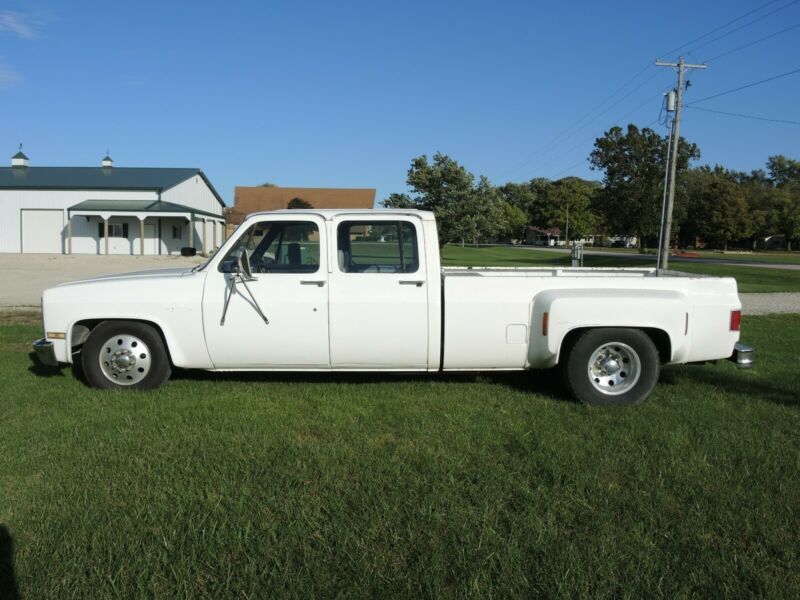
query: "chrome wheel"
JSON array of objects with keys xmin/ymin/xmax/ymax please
[
  {"xmin": 98, "ymin": 334, "xmax": 152, "ymax": 386},
  {"xmin": 587, "ymin": 342, "xmax": 641, "ymax": 396}
]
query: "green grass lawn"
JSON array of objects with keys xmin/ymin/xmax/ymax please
[
  {"xmin": 1, "ymin": 314, "xmax": 799, "ymax": 597},
  {"xmin": 589, "ymin": 247, "xmax": 800, "ymax": 264},
  {"xmin": 442, "ymin": 245, "xmax": 800, "ymax": 293}
]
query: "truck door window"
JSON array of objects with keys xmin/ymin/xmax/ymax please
[
  {"xmin": 220, "ymin": 221, "xmax": 320, "ymax": 273},
  {"xmin": 337, "ymin": 221, "xmax": 419, "ymax": 273}
]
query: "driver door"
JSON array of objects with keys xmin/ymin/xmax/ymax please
[{"xmin": 201, "ymin": 215, "xmax": 330, "ymax": 368}]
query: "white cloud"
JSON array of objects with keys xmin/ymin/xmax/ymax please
[{"xmin": 0, "ymin": 11, "xmax": 40, "ymax": 39}]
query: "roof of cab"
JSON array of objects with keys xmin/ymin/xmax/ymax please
[{"xmin": 242, "ymin": 208, "xmax": 436, "ymax": 221}]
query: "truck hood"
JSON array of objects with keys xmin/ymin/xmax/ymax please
[{"xmin": 56, "ymin": 267, "xmax": 198, "ymax": 288}]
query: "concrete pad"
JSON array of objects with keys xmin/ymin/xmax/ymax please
[{"xmin": 0, "ymin": 253, "xmax": 204, "ymax": 307}]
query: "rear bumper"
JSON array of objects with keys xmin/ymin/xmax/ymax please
[
  {"xmin": 33, "ymin": 338, "xmax": 59, "ymax": 367},
  {"xmin": 728, "ymin": 342, "xmax": 755, "ymax": 369}
]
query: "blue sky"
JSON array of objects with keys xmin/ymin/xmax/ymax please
[{"xmin": 1, "ymin": 0, "xmax": 798, "ymax": 205}]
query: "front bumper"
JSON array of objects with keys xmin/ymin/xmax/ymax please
[
  {"xmin": 33, "ymin": 338, "xmax": 59, "ymax": 367},
  {"xmin": 728, "ymin": 342, "xmax": 755, "ymax": 369}
]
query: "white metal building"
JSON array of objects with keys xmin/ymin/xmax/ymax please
[{"xmin": 0, "ymin": 151, "xmax": 226, "ymax": 255}]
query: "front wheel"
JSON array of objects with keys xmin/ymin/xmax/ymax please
[
  {"xmin": 81, "ymin": 321, "xmax": 172, "ymax": 390},
  {"xmin": 562, "ymin": 328, "xmax": 660, "ymax": 407}
]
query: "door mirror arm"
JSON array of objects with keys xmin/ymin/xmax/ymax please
[{"xmin": 220, "ymin": 249, "xmax": 269, "ymax": 326}]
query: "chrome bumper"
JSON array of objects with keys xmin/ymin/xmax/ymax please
[
  {"xmin": 728, "ymin": 342, "xmax": 755, "ymax": 369},
  {"xmin": 33, "ymin": 338, "xmax": 59, "ymax": 367}
]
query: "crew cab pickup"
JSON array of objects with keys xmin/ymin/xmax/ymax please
[{"xmin": 33, "ymin": 209, "xmax": 754, "ymax": 406}]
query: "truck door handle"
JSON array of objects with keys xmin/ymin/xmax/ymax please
[
  {"xmin": 399, "ymin": 280, "xmax": 425, "ymax": 287},
  {"xmin": 300, "ymin": 280, "xmax": 326, "ymax": 287}
]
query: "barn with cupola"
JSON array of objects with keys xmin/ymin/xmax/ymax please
[{"xmin": 0, "ymin": 149, "xmax": 226, "ymax": 255}]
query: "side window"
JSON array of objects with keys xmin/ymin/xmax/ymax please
[
  {"xmin": 337, "ymin": 221, "xmax": 419, "ymax": 273},
  {"xmin": 220, "ymin": 220, "xmax": 320, "ymax": 274},
  {"xmin": 98, "ymin": 223, "xmax": 128, "ymax": 238}
]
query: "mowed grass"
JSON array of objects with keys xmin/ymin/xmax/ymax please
[
  {"xmin": 442, "ymin": 245, "xmax": 800, "ymax": 293},
  {"xmin": 1, "ymin": 315, "xmax": 799, "ymax": 597},
  {"xmin": 590, "ymin": 247, "xmax": 800, "ymax": 264}
]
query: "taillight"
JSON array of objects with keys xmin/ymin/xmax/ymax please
[
  {"xmin": 542, "ymin": 312, "xmax": 549, "ymax": 336},
  {"xmin": 730, "ymin": 310, "xmax": 741, "ymax": 332}
]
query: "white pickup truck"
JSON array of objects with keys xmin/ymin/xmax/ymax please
[{"xmin": 33, "ymin": 209, "xmax": 753, "ymax": 406}]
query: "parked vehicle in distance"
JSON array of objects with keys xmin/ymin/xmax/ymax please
[{"xmin": 33, "ymin": 210, "xmax": 754, "ymax": 406}]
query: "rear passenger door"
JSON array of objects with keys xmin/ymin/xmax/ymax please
[{"xmin": 328, "ymin": 216, "xmax": 429, "ymax": 369}]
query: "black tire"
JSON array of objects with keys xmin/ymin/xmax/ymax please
[
  {"xmin": 562, "ymin": 328, "xmax": 660, "ymax": 407},
  {"xmin": 81, "ymin": 321, "xmax": 172, "ymax": 390}
]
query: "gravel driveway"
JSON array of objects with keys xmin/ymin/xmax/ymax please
[
  {"xmin": 740, "ymin": 293, "xmax": 800, "ymax": 315},
  {"xmin": 0, "ymin": 253, "xmax": 203, "ymax": 308},
  {"xmin": 1, "ymin": 254, "xmax": 798, "ymax": 315}
]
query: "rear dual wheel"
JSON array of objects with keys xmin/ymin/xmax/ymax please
[
  {"xmin": 81, "ymin": 321, "xmax": 172, "ymax": 390},
  {"xmin": 562, "ymin": 328, "xmax": 660, "ymax": 407}
]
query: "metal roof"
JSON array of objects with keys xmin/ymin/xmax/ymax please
[
  {"xmin": 12, "ymin": 151, "xmax": 28, "ymax": 159},
  {"xmin": 0, "ymin": 166, "xmax": 225, "ymax": 206},
  {"xmin": 68, "ymin": 199, "xmax": 223, "ymax": 219}
]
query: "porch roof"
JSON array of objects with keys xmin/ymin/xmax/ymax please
[{"xmin": 68, "ymin": 199, "xmax": 223, "ymax": 220}]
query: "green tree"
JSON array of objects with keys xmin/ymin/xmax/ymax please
[
  {"xmin": 381, "ymin": 193, "xmax": 416, "ymax": 208},
  {"xmin": 287, "ymin": 197, "xmax": 313, "ymax": 209},
  {"xmin": 385, "ymin": 153, "xmax": 501, "ymax": 247},
  {"xmin": 767, "ymin": 155, "xmax": 800, "ymax": 186},
  {"xmin": 497, "ymin": 179, "xmax": 554, "ymax": 232},
  {"xmin": 496, "ymin": 200, "xmax": 528, "ymax": 242},
  {"xmin": 772, "ymin": 185, "xmax": 800, "ymax": 251},
  {"xmin": 543, "ymin": 177, "xmax": 600, "ymax": 242},
  {"xmin": 693, "ymin": 178, "xmax": 750, "ymax": 251},
  {"xmin": 590, "ymin": 124, "xmax": 699, "ymax": 250}
]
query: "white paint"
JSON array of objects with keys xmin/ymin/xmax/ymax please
[
  {"xmin": 160, "ymin": 175, "xmax": 223, "ymax": 217},
  {"xmin": 38, "ymin": 210, "xmax": 744, "ymax": 395},
  {"xmin": 328, "ymin": 214, "xmax": 430, "ymax": 368},
  {"xmin": 202, "ymin": 214, "xmax": 330, "ymax": 368},
  {"xmin": 144, "ymin": 223, "xmax": 158, "ymax": 255},
  {"xmin": 21, "ymin": 209, "xmax": 63, "ymax": 253},
  {"xmin": 1, "ymin": 172, "xmax": 224, "ymax": 255}
]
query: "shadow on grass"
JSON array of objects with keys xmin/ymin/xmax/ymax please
[
  {"xmin": 170, "ymin": 367, "xmax": 576, "ymax": 403},
  {"xmin": 660, "ymin": 364, "xmax": 799, "ymax": 407},
  {"xmin": 26, "ymin": 352, "xmax": 64, "ymax": 378},
  {"xmin": 0, "ymin": 525, "xmax": 19, "ymax": 600}
]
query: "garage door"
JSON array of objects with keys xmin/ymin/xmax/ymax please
[{"xmin": 21, "ymin": 209, "xmax": 64, "ymax": 253}]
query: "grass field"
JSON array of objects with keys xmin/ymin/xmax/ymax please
[
  {"xmin": 1, "ymin": 313, "xmax": 799, "ymax": 597},
  {"xmin": 591, "ymin": 247, "xmax": 800, "ymax": 264},
  {"xmin": 442, "ymin": 245, "xmax": 800, "ymax": 293}
]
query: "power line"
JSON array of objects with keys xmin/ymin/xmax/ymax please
[
  {"xmin": 511, "ymin": 71, "xmax": 667, "ymax": 174},
  {"xmin": 658, "ymin": 0, "xmax": 784, "ymax": 57},
  {"xmin": 684, "ymin": 0, "xmax": 800, "ymax": 57},
  {"xmin": 688, "ymin": 66, "xmax": 800, "ymax": 104},
  {"xmin": 705, "ymin": 21, "xmax": 800, "ymax": 62},
  {"xmin": 529, "ymin": 91, "xmax": 670, "ymax": 180},
  {"xmin": 685, "ymin": 104, "xmax": 800, "ymax": 125},
  {"xmin": 493, "ymin": 0, "xmax": 794, "ymax": 182},
  {"xmin": 549, "ymin": 117, "xmax": 661, "ymax": 179},
  {"xmin": 492, "ymin": 65, "xmax": 656, "ymax": 180}
]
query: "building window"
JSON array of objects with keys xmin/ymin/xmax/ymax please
[
  {"xmin": 172, "ymin": 224, "xmax": 182, "ymax": 240},
  {"xmin": 336, "ymin": 221, "xmax": 419, "ymax": 273},
  {"xmin": 98, "ymin": 222, "xmax": 128, "ymax": 238}
]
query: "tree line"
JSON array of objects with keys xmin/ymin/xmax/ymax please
[{"xmin": 383, "ymin": 124, "xmax": 800, "ymax": 251}]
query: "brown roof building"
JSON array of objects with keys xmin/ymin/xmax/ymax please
[{"xmin": 227, "ymin": 186, "xmax": 376, "ymax": 226}]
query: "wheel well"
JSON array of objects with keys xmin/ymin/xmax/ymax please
[
  {"xmin": 71, "ymin": 319, "xmax": 173, "ymax": 362},
  {"xmin": 559, "ymin": 326, "xmax": 672, "ymax": 364}
]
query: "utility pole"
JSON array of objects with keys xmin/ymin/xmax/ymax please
[{"xmin": 655, "ymin": 57, "xmax": 706, "ymax": 270}]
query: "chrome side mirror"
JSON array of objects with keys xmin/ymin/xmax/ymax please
[{"xmin": 239, "ymin": 248, "xmax": 254, "ymax": 280}]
